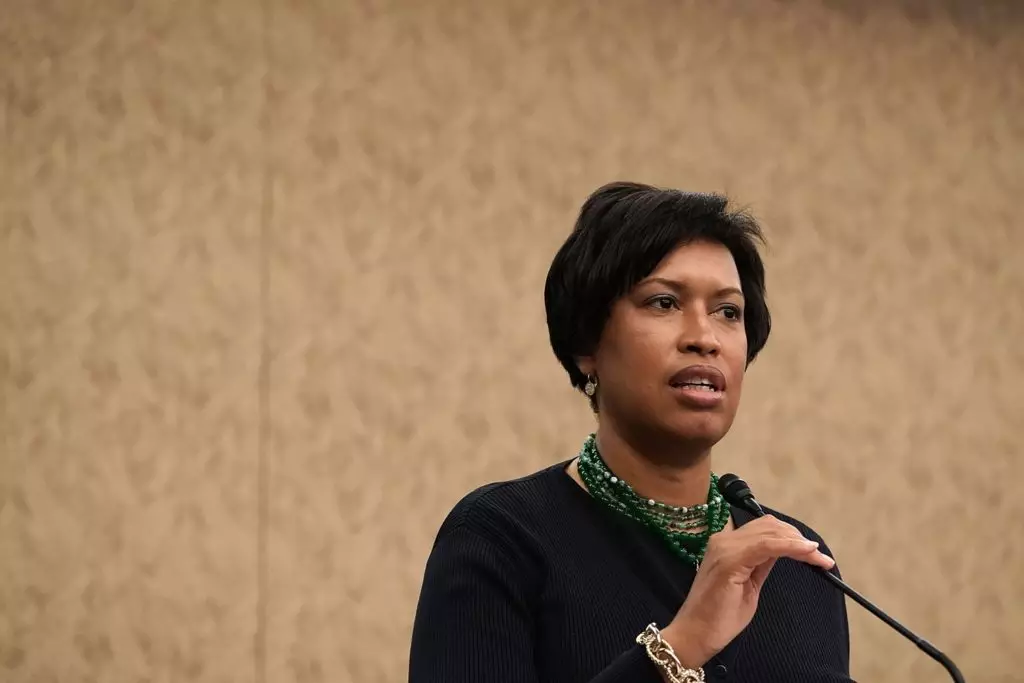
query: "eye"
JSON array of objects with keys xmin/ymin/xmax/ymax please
[
  {"xmin": 647, "ymin": 295, "xmax": 678, "ymax": 311},
  {"xmin": 718, "ymin": 305, "xmax": 743, "ymax": 321}
]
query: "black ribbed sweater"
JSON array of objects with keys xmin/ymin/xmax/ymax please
[{"xmin": 409, "ymin": 461, "xmax": 853, "ymax": 683}]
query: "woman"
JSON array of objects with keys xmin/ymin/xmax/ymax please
[{"xmin": 409, "ymin": 182, "xmax": 852, "ymax": 682}]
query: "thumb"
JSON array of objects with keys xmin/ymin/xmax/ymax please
[{"xmin": 750, "ymin": 557, "xmax": 777, "ymax": 592}]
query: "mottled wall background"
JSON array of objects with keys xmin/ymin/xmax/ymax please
[{"xmin": 2, "ymin": 1, "xmax": 1022, "ymax": 682}]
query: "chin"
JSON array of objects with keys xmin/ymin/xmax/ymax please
[{"xmin": 664, "ymin": 412, "xmax": 732, "ymax": 448}]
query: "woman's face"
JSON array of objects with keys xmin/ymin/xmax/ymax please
[{"xmin": 581, "ymin": 240, "xmax": 749, "ymax": 452}]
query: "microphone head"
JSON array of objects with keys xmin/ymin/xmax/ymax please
[{"xmin": 717, "ymin": 473, "xmax": 754, "ymax": 507}]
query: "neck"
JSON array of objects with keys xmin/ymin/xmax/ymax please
[{"xmin": 594, "ymin": 422, "xmax": 713, "ymax": 508}]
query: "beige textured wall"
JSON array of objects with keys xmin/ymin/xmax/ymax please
[{"xmin": 2, "ymin": 1, "xmax": 1022, "ymax": 682}]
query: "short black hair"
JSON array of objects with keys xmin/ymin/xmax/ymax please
[{"xmin": 544, "ymin": 181, "xmax": 771, "ymax": 398}]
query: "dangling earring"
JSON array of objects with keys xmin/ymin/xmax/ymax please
[{"xmin": 584, "ymin": 374, "xmax": 598, "ymax": 397}]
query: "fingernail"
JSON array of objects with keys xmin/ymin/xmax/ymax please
[{"xmin": 803, "ymin": 540, "xmax": 819, "ymax": 548}]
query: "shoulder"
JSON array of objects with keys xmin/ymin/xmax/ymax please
[
  {"xmin": 762, "ymin": 506, "xmax": 829, "ymax": 544},
  {"xmin": 432, "ymin": 461, "xmax": 572, "ymax": 547},
  {"xmin": 420, "ymin": 463, "xmax": 572, "ymax": 590},
  {"xmin": 761, "ymin": 507, "xmax": 852, "ymax": 658},
  {"xmin": 761, "ymin": 505, "xmax": 843, "ymax": 574}
]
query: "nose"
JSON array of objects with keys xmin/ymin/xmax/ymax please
[{"xmin": 677, "ymin": 311, "xmax": 721, "ymax": 357}]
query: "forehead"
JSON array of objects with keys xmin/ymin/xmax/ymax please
[{"xmin": 646, "ymin": 240, "xmax": 741, "ymax": 285}]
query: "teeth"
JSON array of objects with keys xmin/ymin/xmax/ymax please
[{"xmin": 676, "ymin": 380, "xmax": 717, "ymax": 391}]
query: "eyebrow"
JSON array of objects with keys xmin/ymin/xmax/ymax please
[{"xmin": 640, "ymin": 277, "xmax": 745, "ymax": 300}]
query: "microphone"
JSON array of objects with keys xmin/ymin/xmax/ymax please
[{"xmin": 717, "ymin": 474, "xmax": 966, "ymax": 683}]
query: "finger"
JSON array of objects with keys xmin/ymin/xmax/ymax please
[
  {"xmin": 809, "ymin": 549, "xmax": 836, "ymax": 570},
  {"xmin": 714, "ymin": 519, "xmax": 835, "ymax": 569},
  {"xmin": 735, "ymin": 536, "xmax": 823, "ymax": 567},
  {"xmin": 759, "ymin": 524, "xmax": 834, "ymax": 568},
  {"xmin": 736, "ymin": 518, "xmax": 827, "ymax": 554},
  {"xmin": 750, "ymin": 557, "xmax": 777, "ymax": 591},
  {"xmin": 747, "ymin": 549, "xmax": 834, "ymax": 592},
  {"xmin": 734, "ymin": 516, "xmax": 804, "ymax": 541}
]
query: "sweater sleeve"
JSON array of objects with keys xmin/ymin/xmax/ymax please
[
  {"xmin": 408, "ymin": 518, "xmax": 666, "ymax": 683},
  {"xmin": 819, "ymin": 539, "xmax": 851, "ymax": 670},
  {"xmin": 794, "ymin": 523, "xmax": 852, "ymax": 673}
]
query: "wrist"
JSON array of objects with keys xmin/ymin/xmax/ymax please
[{"xmin": 661, "ymin": 618, "xmax": 712, "ymax": 670}]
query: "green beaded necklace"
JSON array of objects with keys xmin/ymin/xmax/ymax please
[{"xmin": 577, "ymin": 433, "xmax": 730, "ymax": 568}]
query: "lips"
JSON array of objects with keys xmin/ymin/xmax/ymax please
[
  {"xmin": 668, "ymin": 365, "xmax": 727, "ymax": 392},
  {"xmin": 668, "ymin": 365, "xmax": 727, "ymax": 409}
]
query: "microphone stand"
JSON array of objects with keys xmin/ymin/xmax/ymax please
[
  {"xmin": 814, "ymin": 565, "xmax": 965, "ymax": 683},
  {"xmin": 740, "ymin": 496, "xmax": 965, "ymax": 683}
]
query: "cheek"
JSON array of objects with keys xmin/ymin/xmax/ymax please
[
  {"xmin": 728, "ymin": 332, "xmax": 748, "ymax": 384},
  {"xmin": 727, "ymin": 362, "xmax": 746, "ymax": 405},
  {"xmin": 602, "ymin": 318, "xmax": 658, "ymax": 366},
  {"xmin": 730, "ymin": 371, "xmax": 745, "ymax": 401},
  {"xmin": 599, "ymin": 332, "xmax": 666, "ymax": 395}
]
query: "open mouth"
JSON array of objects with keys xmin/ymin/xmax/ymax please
[
  {"xmin": 668, "ymin": 365, "xmax": 726, "ymax": 393},
  {"xmin": 669, "ymin": 378, "xmax": 721, "ymax": 392}
]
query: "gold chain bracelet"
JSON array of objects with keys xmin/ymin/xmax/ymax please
[{"xmin": 636, "ymin": 623, "xmax": 705, "ymax": 683}]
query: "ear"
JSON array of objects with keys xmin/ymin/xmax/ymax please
[{"xmin": 575, "ymin": 355, "xmax": 596, "ymax": 378}]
